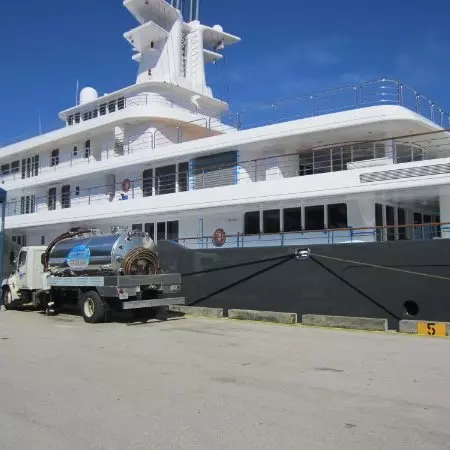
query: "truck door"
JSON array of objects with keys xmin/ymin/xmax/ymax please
[{"xmin": 17, "ymin": 249, "xmax": 28, "ymax": 290}]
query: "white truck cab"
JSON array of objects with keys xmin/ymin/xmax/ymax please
[{"xmin": 2, "ymin": 246, "xmax": 47, "ymax": 309}]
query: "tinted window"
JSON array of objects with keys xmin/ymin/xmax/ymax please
[
  {"xmin": 263, "ymin": 210, "xmax": 280, "ymax": 233},
  {"xmin": 283, "ymin": 208, "xmax": 302, "ymax": 232},
  {"xmin": 386, "ymin": 206, "xmax": 395, "ymax": 241},
  {"xmin": 167, "ymin": 221, "xmax": 179, "ymax": 241},
  {"xmin": 244, "ymin": 211, "xmax": 260, "ymax": 235},
  {"xmin": 327, "ymin": 203, "xmax": 348, "ymax": 229},
  {"xmin": 305, "ymin": 205, "xmax": 324, "ymax": 230},
  {"xmin": 178, "ymin": 162, "xmax": 189, "ymax": 192}
]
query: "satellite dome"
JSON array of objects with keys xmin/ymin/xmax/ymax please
[
  {"xmin": 212, "ymin": 24, "xmax": 223, "ymax": 33},
  {"xmin": 79, "ymin": 87, "xmax": 99, "ymax": 105}
]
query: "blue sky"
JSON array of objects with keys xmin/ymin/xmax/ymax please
[{"xmin": 1, "ymin": 0, "xmax": 449, "ymax": 144}]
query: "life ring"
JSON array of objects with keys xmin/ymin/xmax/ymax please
[
  {"xmin": 212, "ymin": 228, "xmax": 226, "ymax": 247},
  {"xmin": 122, "ymin": 179, "xmax": 131, "ymax": 193}
]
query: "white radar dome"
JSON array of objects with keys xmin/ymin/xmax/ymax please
[
  {"xmin": 212, "ymin": 24, "xmax": 223, "ymax": 33},
  {"xmin": 79, "ymin": 87, "xmax": 99, "ymax": 105}
]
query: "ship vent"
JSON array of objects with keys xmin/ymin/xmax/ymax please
[{"xmin": 360, "ymin": 163, "xmax": 450, "ymax": 183}]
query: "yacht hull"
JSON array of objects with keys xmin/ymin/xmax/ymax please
[{"xmin": 157, "ymin": 239, "xmax": 450, "ymax": 329}]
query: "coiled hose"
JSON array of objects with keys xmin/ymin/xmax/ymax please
[{"xmin": 122, "ymin": 248, "xmax": 160, "ymax": 275}]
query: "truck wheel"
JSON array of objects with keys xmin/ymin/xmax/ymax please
[
  {"xmin": 2, "ymin": 288, "xmax": 15, "ymax": 311},
  {"xmin": 81, "ymin": 291, "xmax": 107, "ymax": 324}
]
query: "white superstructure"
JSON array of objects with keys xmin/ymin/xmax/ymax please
[{"xmin": 2, "ymin": 0, "xmax": 450, "ymax": 268}]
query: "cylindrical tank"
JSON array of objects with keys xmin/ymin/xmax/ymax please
[{"xmin": 47, "ymin": 230, "xmax": 158, "ymax": 275}]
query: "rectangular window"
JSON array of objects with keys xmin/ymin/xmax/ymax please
[
  {"xmin": 33, "ymin": 155, "xmax": 39, "ymax": 176},
  {"xmin": 305, "ymin": 205, "xmax": 325, "ymax": 231},
  {"xmin": 108, "ymin": 101, "xmax": 116, "ymax": 113},
  {"xmin": 51, "ymin": 149, "xmax": 59, "ymax": 167},
  {"xmin": 84, "ymin": 140, "xmax": 91, "ymax": 158},
  {"xmin": 75, "ymin": 186, "xmax": 80, "ymax": 196},
  {"xmin": 157, "ymin": 222, "xmax": 166, "ymax": 241},
  {"xmin": 73, "ymin": 146, "xmax": 78, "ymax": 157},
  {"xmin": 83, "ymin": 111, "xmax": 92, "ymax": 121},
  {"xmin": 143, "ymin": 169, "xmax": 153, "ymax": 197},
  {"xmin": 68, "ymin": 115, "xmax": 74, "ymax": 126},
  {"xmin": 244, "ymin": 211, "xmax": 260, "ymax": 235},
  {"xmin": 193, "ymin": 151, "xmax": 237, "ymax": 189},
  {"xmin": 99, "ymin": 104, "xmax": 107, "ymax": 115},
  {"xmin": 386, "ymin": 205, "xmax": 395, "ymax": 241},
  {"xmin": 398, "ymin": 208, "xmax": 407, "ymax": 240},
  {"xmin": 414, "ymin": 212, "xmax": 423, "ymax": 240},
  {"xmin": 263, "ymin": 209, "xmax": 280, "ymax": 234},
  {"xmin": 118, "ymin": 97, "xmax": 125, "ymax": 110},
  {"xmin": 375, "ymin": 203, "xmax": 383, "ymax": 241},
  {"xmin": 132, "ymin": 224, "xmax": 143, "ymax": 231},
  {"xmin": 327, "ymin": 203, "xmax": 348, "ymax": 229},
  {"xmin": 61, "ymin": 185, "xmax": 71, "ymax": 209},
  {"xmin": 1, "ymin": 164, "xmax": 10, "ymax": 176},
  {"xmin": 20, "ymin": 195, "xmax": 35, "ymax": 215},
  {"xmin": 74, "ymin": 113, "xmax": 81, "ymax": 124},
  {"xmin": 145, "ymin": 223, "xmax": 155, "ymax": 240},
  {"xmin": 178, "ymin": 162, "xmax": 189, "ymax": 192},
  {"xmin": 11, "ymin": 161, "xmax": 19, "ymax": 174},
  {"xmin": 93, "ymin": 109, "xmax": 98, "ymax": 118},
  {"xmin": 283, "ymin": 207, "xmax": 302, "ymax": 232},
  {"xmin": 167, "ymin": 221, "xmax": 179, "ymax": 241},
  {"xmin": 48, "ymin": 188, "xmax": 57, "ymax": 211},
  {"xmin": 41, "ymin": 236, "xmax": 45, "ymax": 245},
  {"xmin": 155, "ymin": 165, "xmax": 176, "ymax": 195}
]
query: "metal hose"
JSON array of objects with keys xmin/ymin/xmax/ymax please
[{"xmin": 122, "ymin": 248, "xmax": 160, "ymax": 275}]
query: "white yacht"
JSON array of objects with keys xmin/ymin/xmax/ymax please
[{"xmin": 2, "ymin": 0, "xmax": 450, "ymax": 271}]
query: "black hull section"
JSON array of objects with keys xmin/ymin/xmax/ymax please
[{"xmin": 157, "ymin": 239, "xmax": 450, "ymax": 329}]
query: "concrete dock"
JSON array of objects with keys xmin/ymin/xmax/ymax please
[{"xmin": 0, "ymin": 311, "xmax": 449, "ymax": 449}]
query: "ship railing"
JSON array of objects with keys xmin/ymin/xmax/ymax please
[
  {"xmin": 2, "ymin": 78, "xmax": 449, "ymax": 150},
  {"xmin": 177, "ymin": 221, "xmax": 445, "ymax": 249},
  {"xmin": 5, "ymin": 130, "xmax": 450, "ymax": 215}
]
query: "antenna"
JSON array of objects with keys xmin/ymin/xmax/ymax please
[
  {"xmin": 75, "ymin": 79, "xmax": 79, "ymax": 106},
  {"xmin": 38, "ymin": 110, "xmax": 42, "ymax": 135}
]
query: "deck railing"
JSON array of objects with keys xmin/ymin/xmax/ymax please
[
  {"xmin": 177, "ymin": 221, "xmax": 445, "ymax": 249},
  {"xmin": 4, "ymin": 129, "xmax": 450, "ymax": 217},
  {"xmin": 2, "ymin": 78, "xmax": 449, "ymax": 149}
]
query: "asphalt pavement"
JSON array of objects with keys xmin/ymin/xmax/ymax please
[{"xmin": 0, "ymin": 310, "xmax": 449, "ymax": 450}]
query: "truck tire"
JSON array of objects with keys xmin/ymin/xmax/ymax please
[
  {"xmin": 81, "ymin": 291, "xmax": 107, "ymax": 324},
  {"xmin": 2, "ymin": 288, "xmax": 16, "ymax": 311}
]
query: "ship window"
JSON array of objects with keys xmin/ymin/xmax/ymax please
[
  {"xmin": 74, "ymin": 113, "xmax": 81, "ymax": 124},
  {"xmin": 50, "ymin": 149, "xmax": 59, "ymax": 167},
  {"xmin": 263, "ymin": 209, "xmax": 280, "ymax": 234},
  {"xmin": 157, "ymin": 222, "xmax": 166, "ymax": 241},
  {"xmin": 143, "ymin": 168, "xmax": 153, "ymax": 197},
  {"xmin": 375, "ymin": 203, "xmax": 384, "ymax": 241},
  {"xmin": 283, "ymin": 207, "xmax": 302, "ymax": 232},
  {"xmin": 93, "ymin": 109, "xmax": 98, "ymax": 118},
  {"xmin": 75, "ymin": 186, "xmax": 80, "ymax": 196},
  {"xmin": 83, "ymin": 111, "xmax": 92, "ymax": 121},
  {"xmin": 84, "ymin": 140, "xmax": 91, "ymax": 158},
  {"xmin": 21, "ymin": 156, "xmax": 39, "ymax": 179},
  {"xmin": 298, "ymin": 152, "xmax": 313, "ymax": 176},
  {"xmin": 41, "ymin": 236, "xmax": 45, "ymax": 245},
  {"xmin": 73, "ymin": 146, "xmax": 78, "ymax": 157},
  {"xmin": 167, "ymin": 221, "xmax": 179, "ymax": 241},
  {"xmin": 99, "ymin": 104, "xmax": 107, "ymax": 116},
  {"xmin": 20, "ymin": 195, "xmax": 35, "ymax": 215},
  {"xmin": 192, "ymin": 151, "xmax": 237, "ymax": 189},
  {"xmin": 178, "ymin": 162, "xmax": 189, "ymax": 192},
  {"xmin": 327, "ymin": 203, "xmax": 348, "ymax": 229},
  {"xmin": 155, "ymin": 165, "xmax": 176, "ymax": 195},
  {"xmin": 118, "ymin": 97, "xmax": 125, "ymax": 110},
  {"xmin": 145, "ymin": 223, "xmax": 155, "ymax": 240},
  {"xmin": 11, "ymin": 161, "xmax": 19, "ymax": 174},
  {"xmin": 398, "ymin": 208, "xmax": 407, "ymax": 240},
  {"xmin": 68, "ymin": 115, "xmax": 74, "ymax": 126},
  {"xmin": 1, "ymin": 164, "xmax": 10, "ymax": 176},
  {"xmin": 244, "ymin": 211, "xmax": 260, "ymax": 235},
  {"xmin": 48, "ymin": 188, "xmax": 57, "ymax": 211},
  {"xmin": 132, "ymin": 224, "xmax": 143, "ymax": 231},
  {"xmin": 305, "ymin": 205, "xmax": 324, "ymax": 231},
  {"xmin": 61, "ymin": 185, "xmax": 71, "ymax": 209},
  {"xmin": 108, "ymin": 100, "xmax": 116, "ymax": 113},
  {"xmin": 386, "ymin": 205, "xmax": 395, "ymax": 241}
]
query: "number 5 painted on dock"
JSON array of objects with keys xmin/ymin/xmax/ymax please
[{"xmin": 417, "ymin": 322, "xmax": 447, "ymax": 337}]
